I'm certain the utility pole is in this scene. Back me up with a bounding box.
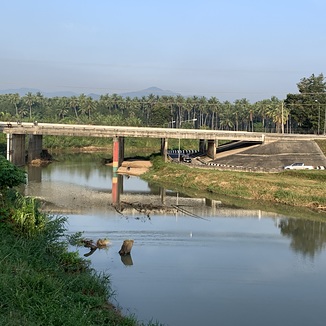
[315,100,320,134]
[281,102,284,134]
[324,105,326,135]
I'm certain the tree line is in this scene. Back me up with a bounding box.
[1,73,325,134]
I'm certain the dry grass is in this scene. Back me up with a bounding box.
[144,160,326,212]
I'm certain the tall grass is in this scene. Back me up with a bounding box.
[1,193,161,326]
[12,196,46,238]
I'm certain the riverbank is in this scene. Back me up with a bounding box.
[142,157,326,214]
[0,155,159,326]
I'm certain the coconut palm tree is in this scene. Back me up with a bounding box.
[207,97,220,130]
[266,96,289,133]
[23,92,36,119]
[56,98,69,120]
[69,96,79,118]
[8,93,20,116]
[84,96,97,119]
[220,101,235,130]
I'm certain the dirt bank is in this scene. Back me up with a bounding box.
[117,160,152,176]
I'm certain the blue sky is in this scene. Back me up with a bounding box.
[1,0,325,102]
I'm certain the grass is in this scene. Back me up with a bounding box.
[143,157,326,215]
[0,193,161,326]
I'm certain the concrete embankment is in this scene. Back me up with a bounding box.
[205,140,326,171]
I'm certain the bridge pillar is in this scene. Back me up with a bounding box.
[161,138,168,161]
[112,172,123,206]
[199,139,206,154]
[27,135,43,162]
[207,139,217,159]
[113,136,124,173]
[7,133,26,166]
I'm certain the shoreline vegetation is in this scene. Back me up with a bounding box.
[0,156,160,326]
[142,156,326,215]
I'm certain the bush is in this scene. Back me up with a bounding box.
[0,155,26,192]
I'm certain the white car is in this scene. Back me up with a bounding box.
[283,163,314,170]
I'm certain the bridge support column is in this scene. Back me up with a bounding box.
[7,134,26,166]
[112,172,123,206]
[112,136,124,173]
[27,135,43,162]
[207,139,217,159]
[199,139,206,154]
[161,138,168,162]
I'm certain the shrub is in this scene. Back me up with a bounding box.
[0,155,26,192]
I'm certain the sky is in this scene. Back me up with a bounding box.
[1,0,326,102]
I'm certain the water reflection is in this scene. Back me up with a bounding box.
[279,218,326,258]
[24,156,326,259]
[121,254,133,266]
[23,153,326,326]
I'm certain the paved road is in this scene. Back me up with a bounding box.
[207,140,326,170]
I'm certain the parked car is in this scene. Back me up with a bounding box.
[283,163,314,170]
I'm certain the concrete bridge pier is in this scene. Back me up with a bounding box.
[161,138,168,161]
[112,172,123,206]
[207,139,217,159]
[112,136,125,173]
[27,135,43,162]
[6,133,26,166]
[199,139,217,159]
[199,139,206,154]
[112,136,124,206]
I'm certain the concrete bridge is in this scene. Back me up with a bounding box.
[1,121,326,166]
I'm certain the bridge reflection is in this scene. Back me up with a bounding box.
[26,164,280,219]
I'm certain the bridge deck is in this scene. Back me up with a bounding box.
[1,122,325,141]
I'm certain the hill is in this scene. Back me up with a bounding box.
[0,86,180,99]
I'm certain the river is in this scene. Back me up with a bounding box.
[24,153,326,326]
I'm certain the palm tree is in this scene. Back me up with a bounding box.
[69,96,79,118]
[198,96,208,128]
[220,101,235,130]
[84,96,97,119]
[24,92,36,120]
[18,106,28,119]
[266,96,289,133]
[99,94,111,114]
[175,95,185,127]
[208,97,220,130]
[146,94,158,126]
[255,99,271,132]
[111,93,123,115]
[8,93,20,116]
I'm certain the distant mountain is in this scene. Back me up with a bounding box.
[0,86,180,99]
[0,88,79,98]
[119,87,180,98]
[0,88,43,96]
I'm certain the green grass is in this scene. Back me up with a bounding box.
[143,158,326,216]
[0,193,161,326]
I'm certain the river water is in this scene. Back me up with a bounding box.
[24,153,326,326]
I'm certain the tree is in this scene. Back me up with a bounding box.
[56,98,69,120]
[69,96,79,118]
[84,96,97,119]
[297,73,326,94]
[207,97,220,130]
[8,93,20,116]
[266,96,289,133]
[149,102,171,127]
[220,101,234,130]
[286,73,326,133]
[24,92,36,119]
